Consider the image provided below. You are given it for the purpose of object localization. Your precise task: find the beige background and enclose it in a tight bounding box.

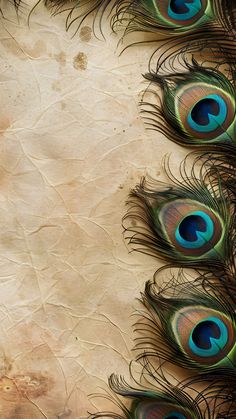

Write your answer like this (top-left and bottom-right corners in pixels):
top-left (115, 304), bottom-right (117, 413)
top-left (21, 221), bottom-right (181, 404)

top-left (0, 3), bottom-right (186, 418)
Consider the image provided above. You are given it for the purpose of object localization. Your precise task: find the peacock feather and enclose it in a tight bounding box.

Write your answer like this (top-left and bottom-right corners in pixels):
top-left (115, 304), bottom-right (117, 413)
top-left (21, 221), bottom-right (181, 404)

top-left (141, 60), bottom-right (236, 148)
top-left (89, 0), bottom-right (236, 416)
top-left (189, 147), bottom-right (236, 207)
top-left (89, 362), bottom-right (236, 418)
top-left (112, 0), bottom-right (236, 64)
top-left (0, 0), bottom-right (23, 16)
top-left (113, 0), bottom-right (236, 35)
top-left (134, 269), bottom-right (236, 374)
top-left (123, 157), bottom-right (235, 271)
top-left (29, 0), bottom-right (114, 36)
top-left (90, 374), bottom-right (208, 418)
top-left (1, 0), bottom-right (236, 417)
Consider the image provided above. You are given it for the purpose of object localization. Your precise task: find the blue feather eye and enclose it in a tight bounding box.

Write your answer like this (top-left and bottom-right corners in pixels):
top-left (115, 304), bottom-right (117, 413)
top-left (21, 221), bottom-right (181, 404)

top-left (175, 210), bottom-right (214, 250)
top-left (172, 306), bottom-right (236, 366)
top-left (187, 94), bottom-right (227, 133)
top-left (91, 369), bottom-right (224, 418)
top-left (124, 170), bottom-right (233, 269)
top-left (164, 414), bottom-right (186, 419)
top-left (147, 0), bottom-right (210, 28)
top-left (175, 83), bottom-right (235, 143)
top-left (189, 316), bottom-right (228, 357)
top-left (143, 65), bottom-right (236, 147)
top-left (168, 0), bottom-right (203, 22)
top-left (143, 277), bottom-right (236, 373)
top-left (159, 199), bottom-right (223, 257)
top-left (115, 0), bottom-right (235, 35)
top-left (114, 0), bottom-right (236, 66)
top-left (132, 401), bottom-right (191, 419)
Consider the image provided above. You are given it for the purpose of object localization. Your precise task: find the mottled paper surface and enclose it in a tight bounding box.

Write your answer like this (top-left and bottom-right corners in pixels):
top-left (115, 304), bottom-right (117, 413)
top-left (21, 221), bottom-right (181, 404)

top-left (0, 3), bottom-right (186, 417)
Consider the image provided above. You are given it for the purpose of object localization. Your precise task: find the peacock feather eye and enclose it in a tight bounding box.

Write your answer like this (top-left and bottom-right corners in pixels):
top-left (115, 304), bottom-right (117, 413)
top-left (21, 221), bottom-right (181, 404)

top-left (158, 199), bottom-right (224, 257)
top-left (142, 277), bottom-right (236, 373)
top-left (114, 0), bottom-right (236, 35)
top-left (172, 306), bottom-right (236, 367)
top-left (148, 0), bottom-right (212, 29)
top-left (132, 400), bottom-right (192, 419)
top-left (144, 65), bottom-right (236, 147)
top-left (124, 167), bottom-right (233, 270)
top-left (175, 82), bottom-right (235, 143)
top-left (113, 0), bottom-right (236, 37)
top-left (105, 374), bottom-right (204, 419)
top-left (90, 369), bottom-right (226, 417)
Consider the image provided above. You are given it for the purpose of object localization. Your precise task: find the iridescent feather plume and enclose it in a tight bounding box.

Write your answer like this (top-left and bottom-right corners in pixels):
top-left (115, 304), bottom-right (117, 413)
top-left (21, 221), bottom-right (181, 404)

top-left (89, 371), bottom-right (214, 418)
top-left (123, 157), bottom-right (235, 271)
top-left (134, 270), bottom-right (236, 375)
top-left (141, 59), bottom-right (236, 149)
top-left (113, 0), bottom-right (236, 63)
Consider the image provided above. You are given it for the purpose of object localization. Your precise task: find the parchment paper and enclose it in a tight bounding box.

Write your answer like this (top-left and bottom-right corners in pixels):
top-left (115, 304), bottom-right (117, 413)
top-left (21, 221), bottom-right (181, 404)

top-left (0, 3), bottom-right (186, 417)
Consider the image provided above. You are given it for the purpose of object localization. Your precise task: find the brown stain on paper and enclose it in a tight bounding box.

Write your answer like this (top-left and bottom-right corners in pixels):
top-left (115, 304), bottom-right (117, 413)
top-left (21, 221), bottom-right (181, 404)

top-left (73, 52), bottom-right (88, 71)
top-left (2, 39), bottom-right (47, 60)
top-left (52, 80), bottom-right (62, 92)
top-left (79, 26), bottom-right (92, 42)
top-left (54, 52), bottom-right (67, 67)
top-left (0, 372), bottom-right (53, 400)
top-left (0, 373), bottom-right (55, 417)
top-left (0, 117), bottom-right (10, 136)
top-left (23, 40), bottom-right (47, 59)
